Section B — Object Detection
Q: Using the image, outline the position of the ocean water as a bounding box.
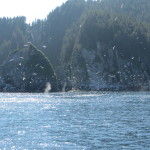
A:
[0,92,149,150]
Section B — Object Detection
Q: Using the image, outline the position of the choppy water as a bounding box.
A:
[0,92,149,150]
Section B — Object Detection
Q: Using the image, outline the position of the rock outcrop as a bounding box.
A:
[66,43,150,91]
[0,44,59,92]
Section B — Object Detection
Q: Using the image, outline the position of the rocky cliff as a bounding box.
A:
[67,44,150,91]
[58,11,150,91]
[0,44,59,92]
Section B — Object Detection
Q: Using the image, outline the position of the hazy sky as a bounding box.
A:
[0,0,68,23]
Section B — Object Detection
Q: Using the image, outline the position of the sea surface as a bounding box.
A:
[0,92,149,150]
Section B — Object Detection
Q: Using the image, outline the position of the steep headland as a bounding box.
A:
[0,44,59,92]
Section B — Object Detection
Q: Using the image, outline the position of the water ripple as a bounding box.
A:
[0,92,149,149]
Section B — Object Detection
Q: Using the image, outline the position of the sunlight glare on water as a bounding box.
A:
[0,92,149,149]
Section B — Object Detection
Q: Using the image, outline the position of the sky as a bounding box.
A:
[0,0,68,23]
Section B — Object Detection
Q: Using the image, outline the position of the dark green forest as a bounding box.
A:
[1,0,150,91]
[1,0,150,66]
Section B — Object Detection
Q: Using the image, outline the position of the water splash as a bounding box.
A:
[62,82,67,92]
[121,4,124,9]
[44,82,51,93]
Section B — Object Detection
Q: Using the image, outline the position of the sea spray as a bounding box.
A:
[62,82,67,92]
[44,82,51,93]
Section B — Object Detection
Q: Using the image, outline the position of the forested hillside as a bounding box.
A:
[0,17,32,64]
[100,0,150,23]
[0,0,150,92]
